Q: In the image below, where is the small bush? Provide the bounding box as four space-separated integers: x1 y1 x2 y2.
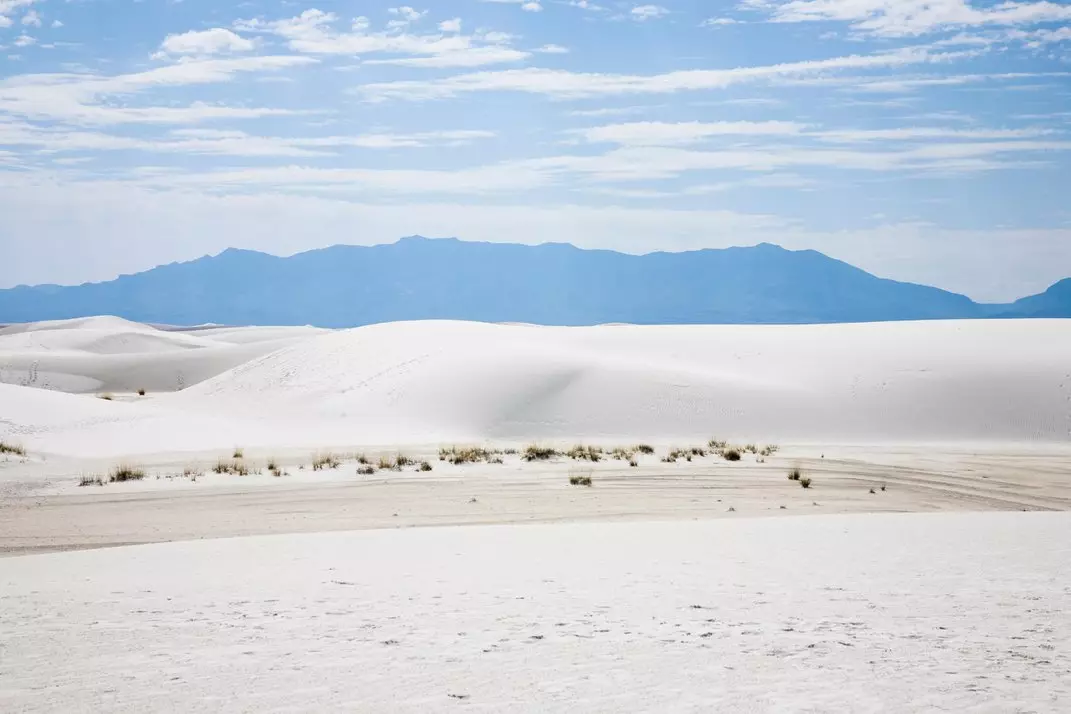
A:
0 440 26 457
79 475 104 487
759 444 779 457
356 454 370 465
566 444 603 462
395 454 413 467
628 458 638 468
744 444 758 454
722 449 742 462
213 459 249 476
357 465 376 476
441 446 499 465
312 453 341 471
419 461 433 472
523 445 559 462
109 464 146 483
635 444 655 455
378 455 395 470
503 448 518 456
183 467 203 479
788 468 802 481
569 475 593 487
137 388 146 397
800 477 813 489
610 447 634 461
489 456 504 464
233 447 244 459
708 439 728 450
98 393 114 401
266 458 279 472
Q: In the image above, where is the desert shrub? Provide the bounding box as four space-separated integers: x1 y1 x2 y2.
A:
759 444 779 457
98 393 114 401
523 445 559 462
800 477 813 489
357 465 376 476
356 454 370 465
708 439 728 450
395 454 413 467
137 388 146 397
109 464 146 483
610 447 635 461
233 447 244 459
744 443 758 454
0 440 26 457
788 468 802 481
629 458 638 468
661 455 677 463
312 453 341 471
722 449 742 462
503 448 518 456
213 459 249 476
78 475 104 487
569 475 593 487
419 461 433 472
489 456 504 464
566 444 603 462
635 444 655 455
183 467 203 479
267 458 279 472
378 455 395 470
442 446 497 465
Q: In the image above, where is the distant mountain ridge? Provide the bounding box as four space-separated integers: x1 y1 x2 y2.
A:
0 237 1066 326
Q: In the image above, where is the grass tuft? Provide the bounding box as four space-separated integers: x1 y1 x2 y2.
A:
0 440 26 457
523 445 559 462
213 459 250 476
566 444 603 462
799 476 813 489
635 444 655 455
569 475 593 487
312 453 341 471
419 461 433 472
788 468 802 481
357 465 376 476
78 475 105 487
232 447 244 459
109 464 146 483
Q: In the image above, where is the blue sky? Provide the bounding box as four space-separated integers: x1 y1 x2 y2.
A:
1 0 1070 301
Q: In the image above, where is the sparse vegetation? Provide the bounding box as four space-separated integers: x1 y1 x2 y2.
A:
799 476 813 489
419 461 433 472
137 388 146 397
109 464 146 483
628 458 638 468
78 475 104 487
566 444 603 462
378 455 396 471
523 445 559 462
569 474 593 487
395 454 413 467
0 440 26 457
357 465 376 476
97 393 114 401
440 446 502 465
721 449 742 462
708 439 728 450
356 454 370 465
267 458 279 472
788 468 802 481
213 459 250 476
233 447 244 459
635 444 655 455
759 444 779 457
744 443 758 454
312 453 341 471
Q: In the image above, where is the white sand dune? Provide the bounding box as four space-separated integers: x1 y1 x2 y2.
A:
2 512 1068 712
0 316 326 394
1 318 1070 459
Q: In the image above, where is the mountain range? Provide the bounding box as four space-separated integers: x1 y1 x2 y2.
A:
1 237 1067 327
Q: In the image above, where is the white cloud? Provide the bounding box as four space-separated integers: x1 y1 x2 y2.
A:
702 18 740 26
236 9 530 67
21 9 39 26
355 47 960 101
13 33 35 47
0 0 36 28
0 56 316 125
572 120 807 145
535 44 569 54
439 18 462 33
749 0 1071 37
631 5 669 21
154 28 255 59
479 0 543 10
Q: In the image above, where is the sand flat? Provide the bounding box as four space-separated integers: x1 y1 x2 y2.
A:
2 512 1069 712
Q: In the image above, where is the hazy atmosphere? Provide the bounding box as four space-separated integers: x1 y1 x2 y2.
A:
3 0 1071 299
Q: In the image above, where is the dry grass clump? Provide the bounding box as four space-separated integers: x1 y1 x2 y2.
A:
97 393 114 401
232 447 244 459
0 440 26 457
788 467 802 481
628 458 638 468
214 458 250 476
708 438 728 450
378 455 396 471
356 454 370 465
439 446 502 465
266 458 279 472
109 464 146 483
419 461 434 472
610 446 634 461
566 444 603 462
799 476 813 489
635 444 655 455
759 444 779 457
523 445 559 462
357 465 376 476
137 388 146 397
569 474 593 487
312 453 341 471
395 454 413 467
78 475 105 487
721 449 742 462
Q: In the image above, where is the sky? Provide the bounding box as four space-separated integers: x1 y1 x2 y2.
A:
1 0 1070 302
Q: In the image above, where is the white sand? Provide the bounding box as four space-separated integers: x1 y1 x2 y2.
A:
2 316 1069 709
3 318 1070 460
2 512 1068 712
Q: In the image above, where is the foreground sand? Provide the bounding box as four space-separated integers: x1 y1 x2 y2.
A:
2 513 1069 712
